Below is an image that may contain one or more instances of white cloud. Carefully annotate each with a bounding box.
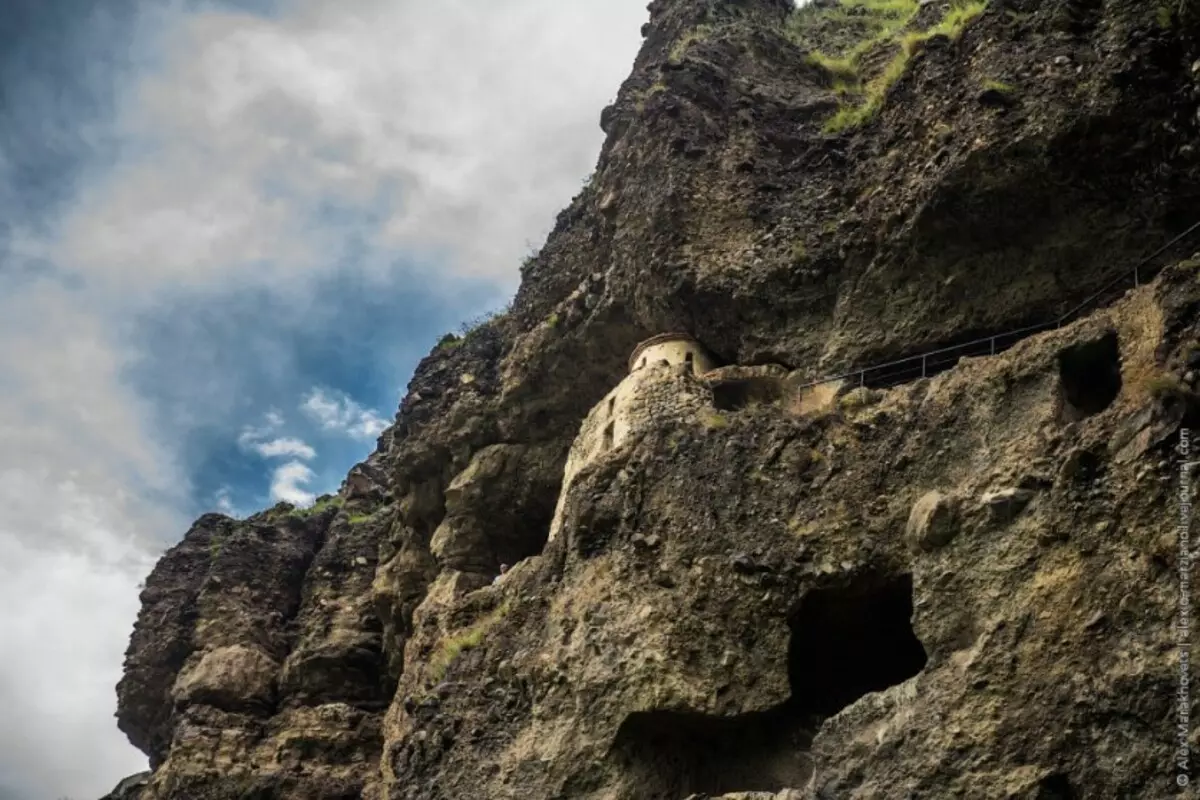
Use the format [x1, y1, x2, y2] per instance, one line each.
[47, 0, 648, 298]
[0, 282, 178, 798]
[0, 0, 649, 797]
[269, 461, 317, 507]
[236, 409, 283, 443]
[300, 387, 389, 441]
[237, 412, 317, 461]
[249, 436, 317, 460]
[213, 487, 239, 517]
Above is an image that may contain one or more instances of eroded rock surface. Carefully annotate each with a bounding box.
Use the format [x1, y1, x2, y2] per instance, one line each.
[109, 0, 1200, 797]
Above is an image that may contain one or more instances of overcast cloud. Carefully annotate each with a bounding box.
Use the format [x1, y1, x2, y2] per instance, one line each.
[0, 0, 648, 797]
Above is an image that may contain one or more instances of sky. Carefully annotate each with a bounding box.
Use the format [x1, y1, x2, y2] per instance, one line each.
[0, 0, 650, 797]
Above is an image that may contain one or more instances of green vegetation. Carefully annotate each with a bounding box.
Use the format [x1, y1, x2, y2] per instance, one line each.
[635, 80, 669, 113]
[982, 79, 1016, 95]
[457, 304, 510, 337]
[434, 300, 514, 352]
[1156, 2, 1175, 28]
[699, 409, 730, 430]
[347, 513, 373, 525]
[792, 0, 988, 133]
[839, 387, 874, 410]
[806, 51, 859, 85]
[791, 240, 809, 265]
[823, 46, 913, 133]
[1144, 372, 1191, 399]
[932, 1, 988, 37]
[547, 312, 561, 329]
[668, 24, 714, 64]
[427, 599, 513, 684]
[293, 495, 344, 518]
[209, 533, 226, 559]
[789, 0, 921, 56]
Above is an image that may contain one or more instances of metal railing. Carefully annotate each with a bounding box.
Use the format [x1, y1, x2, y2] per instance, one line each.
[796, 219, 1200, 392]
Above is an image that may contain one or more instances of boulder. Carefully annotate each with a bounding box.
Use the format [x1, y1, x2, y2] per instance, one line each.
[906, 491, 960, 551]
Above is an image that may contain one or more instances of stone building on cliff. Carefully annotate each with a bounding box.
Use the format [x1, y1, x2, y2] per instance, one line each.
[547, 333, 717, 543]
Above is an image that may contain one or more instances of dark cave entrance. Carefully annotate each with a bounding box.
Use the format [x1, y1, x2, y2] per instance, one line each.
[607, 573, 927, 798]
[710, 377, 784, 411]
[788, 573, 928, 719]
[1058, 332, 1122, 420]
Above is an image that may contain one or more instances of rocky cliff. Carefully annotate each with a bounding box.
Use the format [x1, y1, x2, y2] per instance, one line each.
[106, 0, 1200, 797]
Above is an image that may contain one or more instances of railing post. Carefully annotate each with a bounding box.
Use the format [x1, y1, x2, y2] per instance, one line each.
[859, 371, 864, 388]
[921, 355, 927, 379]
[990, 337, 996, 356]
[1134, 265, 1140, 287]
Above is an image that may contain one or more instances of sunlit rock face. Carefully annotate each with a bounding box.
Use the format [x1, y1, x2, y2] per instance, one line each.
[109, 0, 1200, 797]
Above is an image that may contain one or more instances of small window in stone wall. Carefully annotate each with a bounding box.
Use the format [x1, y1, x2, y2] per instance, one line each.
[602, 422, 614, 450]
[608, 396, 616, 418]
[640, 358, 647, 369]
[685, 351, 694, 374]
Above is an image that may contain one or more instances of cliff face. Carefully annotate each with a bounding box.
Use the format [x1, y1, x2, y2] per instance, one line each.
[108, 0, 1200, 798]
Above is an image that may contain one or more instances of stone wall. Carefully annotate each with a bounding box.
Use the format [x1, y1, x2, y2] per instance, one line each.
[630, 338, 717, 374]
[548, 360, 715, 543]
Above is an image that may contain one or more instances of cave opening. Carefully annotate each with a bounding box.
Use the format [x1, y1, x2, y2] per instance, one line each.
[1057, 332, 1122, 420]
[711, 380, 754, 411]
[710, 377, 783, 411]
[788, 573, 928, 719]
[606, 573, 927, 798]
[1035, 772, 1078, 799]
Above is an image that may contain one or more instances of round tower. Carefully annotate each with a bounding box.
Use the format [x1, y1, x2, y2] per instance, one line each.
[627, 332, 715, 375]
[547, 333, 715, 544]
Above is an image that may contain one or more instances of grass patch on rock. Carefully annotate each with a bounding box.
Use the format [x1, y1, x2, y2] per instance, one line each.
[427, 599, 514, 684]
[790, 0, 988, 133]
[292, 495, 344, 519]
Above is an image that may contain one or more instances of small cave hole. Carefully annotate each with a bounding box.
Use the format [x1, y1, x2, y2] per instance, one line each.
[1035, 772, 1077, 800]
[712, 380, 755, 411]
[606, 573, 926, 798]
[607, 396, 616, 419]
[602, 422, 614, 451]
[710, 378, 784, 412]
[1058, 332, 1121, 421]
[788, 573, 928, 718]
[685, 351, 695, 374]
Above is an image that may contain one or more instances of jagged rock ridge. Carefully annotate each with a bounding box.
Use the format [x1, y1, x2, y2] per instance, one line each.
[107, 0, 1200, 797]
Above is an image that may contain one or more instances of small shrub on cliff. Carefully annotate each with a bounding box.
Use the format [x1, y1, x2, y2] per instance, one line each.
[1156, 2, 1176, 28]
[457, 303, 510, 337]
[1143, 372, 1191, 400]
[791, 240, 809, 265]
[427, 599, 513, 684]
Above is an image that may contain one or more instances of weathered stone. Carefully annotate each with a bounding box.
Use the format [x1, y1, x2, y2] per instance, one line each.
[981, 487, 1035, 522]
[100, 771, 150, 800]
[109, 1, 1200, 797]
[906, 491, 960, 551]
[171, 645, 279, 710]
